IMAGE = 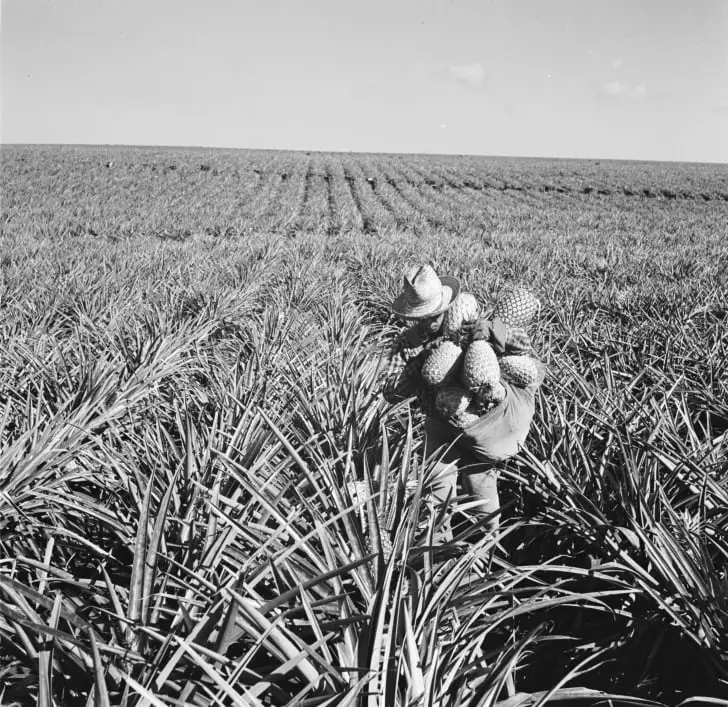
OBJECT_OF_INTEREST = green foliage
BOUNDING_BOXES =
[0,145,727,705]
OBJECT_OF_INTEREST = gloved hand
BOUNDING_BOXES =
[471,317,531,355]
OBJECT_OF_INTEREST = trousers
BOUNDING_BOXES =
[423,382,537,540]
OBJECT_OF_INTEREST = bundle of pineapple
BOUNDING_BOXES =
[420,289,542,428]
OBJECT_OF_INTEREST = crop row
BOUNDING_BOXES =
[2,148,726,269]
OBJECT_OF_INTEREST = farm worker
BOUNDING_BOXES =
[381,263,542,541]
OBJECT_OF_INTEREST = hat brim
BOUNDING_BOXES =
[391,275,461,320]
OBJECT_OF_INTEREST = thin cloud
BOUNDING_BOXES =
[599,81,649,100]
[450,62,486,85]
[602,80,626,96]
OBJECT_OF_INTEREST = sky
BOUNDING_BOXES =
[2,0,728,162]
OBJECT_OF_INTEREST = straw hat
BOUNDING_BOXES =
[391,264,460,320]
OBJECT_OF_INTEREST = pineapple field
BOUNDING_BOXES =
[1,144,727,706]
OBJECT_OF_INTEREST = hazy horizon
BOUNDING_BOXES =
[5,142,727,167]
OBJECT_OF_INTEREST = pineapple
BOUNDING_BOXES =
[421,340,463,388]
[435,385,471,417]
[491,381,507,403]
[442,292,480,336]
[494,288,540,328]
[435,386,479,428]
[472,381,506,414]
[451,409,480,428]
[500,355,540,387]
[460,339,500,391]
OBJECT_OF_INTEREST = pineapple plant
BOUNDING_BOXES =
[347,479,394,562]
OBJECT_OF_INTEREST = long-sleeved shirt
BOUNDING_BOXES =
[381,324,439,415]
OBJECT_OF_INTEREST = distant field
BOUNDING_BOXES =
[3,145,726,305]
[5,145,728,239]
[1,145,727,706]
